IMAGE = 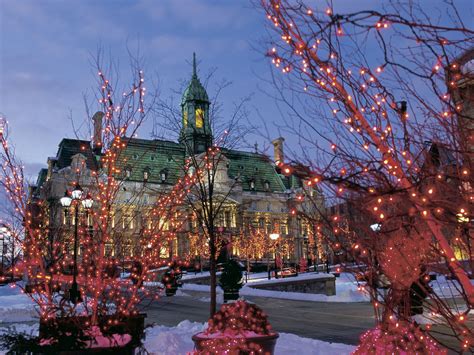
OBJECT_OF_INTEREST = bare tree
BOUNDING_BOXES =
[0,49,193,344]
[259,0,473,351]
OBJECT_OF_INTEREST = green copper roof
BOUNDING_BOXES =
[181,53,209,106]
[117,138,286,193]
[117,138,185,185]
[39,138,290,194]
[222,148,287,193]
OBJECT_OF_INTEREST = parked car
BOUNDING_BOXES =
[276,267,297,278]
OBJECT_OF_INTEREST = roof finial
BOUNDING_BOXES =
[193,52,197,77]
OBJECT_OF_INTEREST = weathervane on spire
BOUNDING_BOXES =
[193,52,197,78]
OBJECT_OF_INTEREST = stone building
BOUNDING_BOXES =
[30,55,324,266]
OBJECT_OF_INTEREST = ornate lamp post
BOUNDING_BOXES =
[60,183,93,304]
[269,233,280,279]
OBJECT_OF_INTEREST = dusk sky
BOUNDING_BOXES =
[1,0,472,180]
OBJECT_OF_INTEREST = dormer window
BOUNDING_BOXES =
[250,179,255,190]
[160,169,168,182]
[143,168,150,182]
[264,180,270,191]
[125,167,132,178]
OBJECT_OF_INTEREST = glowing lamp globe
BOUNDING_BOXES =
[71,183,83,200]
[81,193,93,209]
[60,191,72,207]
[269,233,280,241]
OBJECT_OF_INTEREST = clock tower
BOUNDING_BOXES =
[179,53,212,154]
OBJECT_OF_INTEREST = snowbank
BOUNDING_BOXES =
[0,285,37,323]
[183,272,370,303]
[143,320,354,355]
[0,320,354,355]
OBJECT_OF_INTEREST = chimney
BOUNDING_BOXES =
[92,111,104,155]
[272,137,285,165]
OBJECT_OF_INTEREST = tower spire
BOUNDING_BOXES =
[193,52,197,78]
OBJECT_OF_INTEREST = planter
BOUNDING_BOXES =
[223,289,240,303]
[192,332,279,354]
[39,313,146,351]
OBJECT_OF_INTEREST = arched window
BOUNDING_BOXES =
[183,109,188,127]
[195,108,204,128]
[124,166,132,179]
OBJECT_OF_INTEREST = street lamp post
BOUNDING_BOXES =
[0,232,3,275]
[269,233,280,279]
[60,184,93,304]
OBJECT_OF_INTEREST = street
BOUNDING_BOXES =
[145,290,375,345]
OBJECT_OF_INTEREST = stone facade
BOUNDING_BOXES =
[31,56,326,266]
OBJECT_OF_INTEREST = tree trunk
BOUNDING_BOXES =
[209,230,217,317]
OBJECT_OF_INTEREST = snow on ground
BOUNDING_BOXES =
[183,271,474,303]
[0,320,354,355]
[0,284,37,323]
[429,275,474,299]
[183,272,370,303]
[142,320,355,355]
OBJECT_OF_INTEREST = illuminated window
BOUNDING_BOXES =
[183,109,188,127]
[159,218,169,231]
[231,211,236,228]
[160,246,169,258]
[195,108,204,128]
[122,215,134,229]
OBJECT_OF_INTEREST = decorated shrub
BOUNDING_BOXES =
[354,322,447,354]
[192,300,279,354]
[207,301,273,336]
